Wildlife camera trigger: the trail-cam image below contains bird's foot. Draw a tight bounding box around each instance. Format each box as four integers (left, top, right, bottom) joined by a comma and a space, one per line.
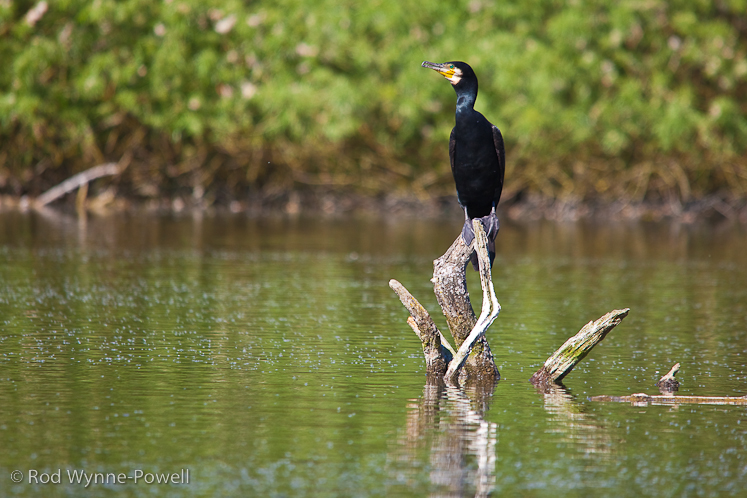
463, 213, 500, 271
461, 220, 475, 247
480, 211, 500, 241
460, 213, 500, 246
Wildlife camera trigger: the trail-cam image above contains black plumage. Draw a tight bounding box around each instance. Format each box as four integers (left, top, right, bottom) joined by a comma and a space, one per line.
422, 60, 505, 269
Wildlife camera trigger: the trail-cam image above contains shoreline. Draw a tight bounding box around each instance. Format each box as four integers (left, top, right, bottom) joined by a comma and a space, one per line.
1, 191, 746, 225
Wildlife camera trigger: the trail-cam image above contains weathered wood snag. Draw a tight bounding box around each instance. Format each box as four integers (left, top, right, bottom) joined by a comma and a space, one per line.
530, 308, 630, 388
390, 219, 499, 385
392, 220, 631, 389
656, 363, 680, 393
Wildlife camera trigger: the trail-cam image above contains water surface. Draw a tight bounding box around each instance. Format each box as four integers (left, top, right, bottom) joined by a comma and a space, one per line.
0, 211, 746, 497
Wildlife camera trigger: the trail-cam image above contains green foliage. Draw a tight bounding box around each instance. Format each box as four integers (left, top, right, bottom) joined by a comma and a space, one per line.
1, 0, 746, 200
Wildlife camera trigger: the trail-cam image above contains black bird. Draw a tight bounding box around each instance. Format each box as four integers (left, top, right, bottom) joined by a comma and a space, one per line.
422, 61, 505, 270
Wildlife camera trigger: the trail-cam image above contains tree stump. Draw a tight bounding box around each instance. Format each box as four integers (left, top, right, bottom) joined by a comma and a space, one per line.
390, 219, 499, 385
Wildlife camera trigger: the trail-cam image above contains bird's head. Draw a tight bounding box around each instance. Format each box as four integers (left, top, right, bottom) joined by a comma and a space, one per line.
421, 61, 475, 87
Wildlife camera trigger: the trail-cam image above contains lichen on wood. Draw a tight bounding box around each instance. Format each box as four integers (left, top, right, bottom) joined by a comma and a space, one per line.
530, 308, 630, 387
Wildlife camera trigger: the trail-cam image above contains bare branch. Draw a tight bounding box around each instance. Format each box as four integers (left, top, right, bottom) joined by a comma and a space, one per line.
389, 279, 453, 375
431, 235, 476, 347
35, 163, 122, 207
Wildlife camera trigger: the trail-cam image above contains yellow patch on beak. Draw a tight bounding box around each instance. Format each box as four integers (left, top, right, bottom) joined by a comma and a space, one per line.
422, 61, 463, 85
439, 67, 462, 85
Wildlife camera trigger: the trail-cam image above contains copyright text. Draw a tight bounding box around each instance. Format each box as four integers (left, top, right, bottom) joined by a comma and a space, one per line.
11, 469, 190, 487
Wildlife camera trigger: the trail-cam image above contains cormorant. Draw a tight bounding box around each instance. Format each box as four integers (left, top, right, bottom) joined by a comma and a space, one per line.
422, 61, 505, 270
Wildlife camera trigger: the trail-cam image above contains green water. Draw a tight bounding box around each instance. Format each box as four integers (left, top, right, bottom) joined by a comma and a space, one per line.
0, 211, 746, 497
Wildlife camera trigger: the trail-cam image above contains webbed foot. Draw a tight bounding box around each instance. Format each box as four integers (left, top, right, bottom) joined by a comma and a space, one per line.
463, 213, 500, 271
461, 219, 476, 247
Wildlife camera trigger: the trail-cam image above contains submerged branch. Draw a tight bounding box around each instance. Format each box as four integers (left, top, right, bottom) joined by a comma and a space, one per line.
589, 393, 747, 406
593, 362, 747, 405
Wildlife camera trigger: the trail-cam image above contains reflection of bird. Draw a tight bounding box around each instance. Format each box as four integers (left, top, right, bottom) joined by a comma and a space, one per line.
422, 61, 505, 270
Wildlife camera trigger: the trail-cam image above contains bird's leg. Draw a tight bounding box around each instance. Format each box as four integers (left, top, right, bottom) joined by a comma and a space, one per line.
460, 206, 475, 246
462, 206, 500, 269
480, 205, 500, 241
476, 205, 499, 268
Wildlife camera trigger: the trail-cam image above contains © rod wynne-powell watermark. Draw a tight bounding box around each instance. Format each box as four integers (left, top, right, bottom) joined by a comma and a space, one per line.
10, 469, 190, 487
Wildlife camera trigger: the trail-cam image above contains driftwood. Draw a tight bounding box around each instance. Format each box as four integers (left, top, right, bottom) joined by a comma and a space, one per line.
34, 162, 122, 208
390, 219, 499, 385
530, 308, 630, 387
589, 393, 747, 406
591, 362, 747, 405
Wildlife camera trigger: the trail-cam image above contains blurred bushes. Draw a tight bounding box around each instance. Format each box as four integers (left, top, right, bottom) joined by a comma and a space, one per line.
1, 0, 746, 203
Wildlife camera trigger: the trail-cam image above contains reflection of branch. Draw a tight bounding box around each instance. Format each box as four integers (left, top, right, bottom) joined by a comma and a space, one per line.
540, 383, 613, 457
442, 386, 496, 498
398, 381, 497, 498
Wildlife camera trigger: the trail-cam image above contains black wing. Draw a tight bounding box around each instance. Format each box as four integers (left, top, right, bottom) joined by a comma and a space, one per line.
449, 127, 457, 178
492, 125, 505, 206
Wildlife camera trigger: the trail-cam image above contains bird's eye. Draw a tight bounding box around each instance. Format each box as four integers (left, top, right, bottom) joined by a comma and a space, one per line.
449, 64, 454, 69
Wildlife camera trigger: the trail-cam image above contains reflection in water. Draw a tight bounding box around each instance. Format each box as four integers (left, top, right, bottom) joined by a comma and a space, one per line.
539, 383, 612, 458
395, 381, 498, 497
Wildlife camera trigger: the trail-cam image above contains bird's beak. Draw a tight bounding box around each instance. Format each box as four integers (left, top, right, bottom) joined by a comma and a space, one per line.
421, 61, 456, 79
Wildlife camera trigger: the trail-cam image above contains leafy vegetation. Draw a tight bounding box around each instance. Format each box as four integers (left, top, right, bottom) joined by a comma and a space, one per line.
2, 0, 747, 204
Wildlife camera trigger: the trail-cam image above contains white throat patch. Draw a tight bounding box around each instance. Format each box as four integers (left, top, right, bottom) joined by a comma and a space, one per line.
445, 68, 463, 86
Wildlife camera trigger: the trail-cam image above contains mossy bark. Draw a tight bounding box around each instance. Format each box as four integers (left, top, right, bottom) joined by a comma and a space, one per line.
530, 308, 629, 387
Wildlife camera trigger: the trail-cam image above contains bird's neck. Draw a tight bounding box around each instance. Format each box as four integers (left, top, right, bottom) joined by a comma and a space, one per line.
455, 94, 475, 113
453, 84, 477, 113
